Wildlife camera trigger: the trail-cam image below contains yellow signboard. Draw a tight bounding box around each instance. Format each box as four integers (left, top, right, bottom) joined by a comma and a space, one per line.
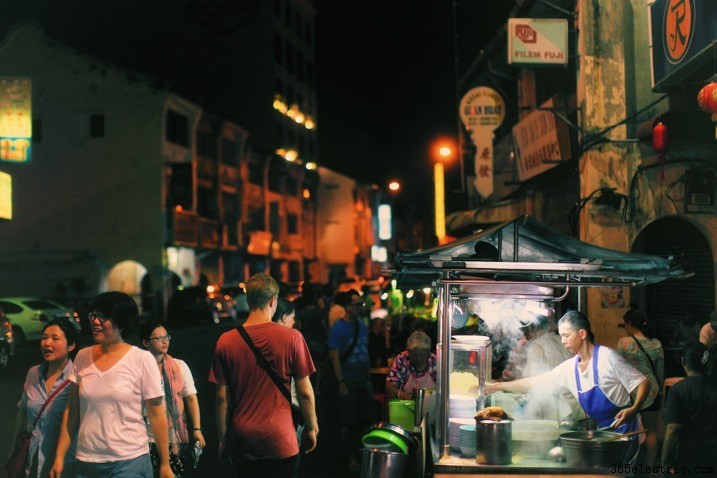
0, 77, 32, 163
0, 171, 11, 220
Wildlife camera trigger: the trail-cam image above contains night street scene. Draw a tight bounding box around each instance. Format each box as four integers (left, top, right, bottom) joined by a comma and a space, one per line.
2, 1, 717, 478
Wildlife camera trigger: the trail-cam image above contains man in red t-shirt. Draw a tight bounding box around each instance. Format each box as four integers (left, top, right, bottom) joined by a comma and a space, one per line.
210, 273, 318, 477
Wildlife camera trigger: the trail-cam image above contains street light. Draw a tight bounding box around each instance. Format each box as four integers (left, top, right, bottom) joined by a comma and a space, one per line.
388, 180, 401, 192
434, 144, 453, 244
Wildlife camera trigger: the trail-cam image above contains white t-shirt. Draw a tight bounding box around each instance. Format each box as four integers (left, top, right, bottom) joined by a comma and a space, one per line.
71, 346, 163, 462
544, 345, 646, 408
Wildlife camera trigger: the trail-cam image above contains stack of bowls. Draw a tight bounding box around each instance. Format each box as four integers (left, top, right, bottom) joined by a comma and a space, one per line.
459, 424, 477, 457
449, 418, 475, 451
449, 394, 476, 419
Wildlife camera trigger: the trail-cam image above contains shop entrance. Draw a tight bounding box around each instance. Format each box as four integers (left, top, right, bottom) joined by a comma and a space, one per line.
631, 216, 714, 376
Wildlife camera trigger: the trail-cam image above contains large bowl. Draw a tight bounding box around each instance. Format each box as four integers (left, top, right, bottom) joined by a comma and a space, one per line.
512, 420, 562, 458
559, 430, 631, 468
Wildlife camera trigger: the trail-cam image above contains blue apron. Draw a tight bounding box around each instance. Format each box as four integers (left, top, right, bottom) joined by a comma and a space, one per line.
575, 345, 639, 462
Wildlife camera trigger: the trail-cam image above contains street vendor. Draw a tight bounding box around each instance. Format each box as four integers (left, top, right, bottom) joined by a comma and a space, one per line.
386, 331, 437, 399
485, 311, 649, 459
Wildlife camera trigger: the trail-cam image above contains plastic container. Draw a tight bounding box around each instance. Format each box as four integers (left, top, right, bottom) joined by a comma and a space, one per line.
360, 448, 412, 478
388, 400, 415, 430
362, 429, 409, 454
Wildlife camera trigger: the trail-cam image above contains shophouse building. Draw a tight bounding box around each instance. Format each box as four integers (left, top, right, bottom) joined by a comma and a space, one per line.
451, 0, 716, 356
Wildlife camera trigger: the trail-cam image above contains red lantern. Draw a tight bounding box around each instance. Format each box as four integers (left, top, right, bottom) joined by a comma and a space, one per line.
697, 81, 717, 139
652, 121, 669, 181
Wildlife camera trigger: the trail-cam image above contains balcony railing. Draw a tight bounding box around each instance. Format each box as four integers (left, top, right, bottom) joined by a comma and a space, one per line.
173, 209, 199, 247
200, 217, 220, 249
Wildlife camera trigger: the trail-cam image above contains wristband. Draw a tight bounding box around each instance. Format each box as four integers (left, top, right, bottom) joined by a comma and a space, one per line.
193, 427, 202, 431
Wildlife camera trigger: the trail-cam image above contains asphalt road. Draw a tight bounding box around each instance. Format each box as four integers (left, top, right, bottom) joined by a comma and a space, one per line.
0, 323, 356, 478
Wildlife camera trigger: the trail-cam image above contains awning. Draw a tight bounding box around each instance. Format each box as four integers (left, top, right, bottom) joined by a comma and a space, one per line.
445, 199, 525, 236
393, 214, 689, 287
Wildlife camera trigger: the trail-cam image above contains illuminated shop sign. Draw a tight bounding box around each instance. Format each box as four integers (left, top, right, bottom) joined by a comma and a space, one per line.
378, 204, 392, 240
649, 0, 717, 90
508, 18, 568, 66
0, 77, 32, 163
0, 171, 11, 220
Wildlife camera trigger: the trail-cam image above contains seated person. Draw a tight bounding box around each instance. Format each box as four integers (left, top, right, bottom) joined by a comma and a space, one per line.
386, 331, 437, 400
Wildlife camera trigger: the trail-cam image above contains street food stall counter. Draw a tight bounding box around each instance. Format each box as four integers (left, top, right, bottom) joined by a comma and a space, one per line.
390, 215, 687, 477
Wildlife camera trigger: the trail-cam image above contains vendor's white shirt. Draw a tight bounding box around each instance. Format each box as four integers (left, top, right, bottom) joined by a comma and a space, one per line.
71, 346, 163, 462
544, 346, 646, 408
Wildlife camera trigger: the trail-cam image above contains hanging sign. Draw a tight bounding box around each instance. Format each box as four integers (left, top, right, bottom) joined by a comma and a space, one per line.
508, 18, 568, 66
459, 86, 505, 199
0, 77, 32, 163
0, 170, 11, 220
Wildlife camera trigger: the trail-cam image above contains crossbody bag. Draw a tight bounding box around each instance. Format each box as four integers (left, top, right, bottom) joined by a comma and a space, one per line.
236, 325, 305, 429
630, 335, 663, 408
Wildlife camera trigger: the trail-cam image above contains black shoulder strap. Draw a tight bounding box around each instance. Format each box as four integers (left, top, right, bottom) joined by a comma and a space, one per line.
340, 321, 360, 364
236, 325, 292, 406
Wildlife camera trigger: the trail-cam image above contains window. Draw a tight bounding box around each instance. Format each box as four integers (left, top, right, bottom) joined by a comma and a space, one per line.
32, 119, 42, 143
288, 260, 300, 282
274, 33, 283, 65
89, 114, 105, 138
269, 201, 281, 236
166, 110, 189, 147
249, 207, 265, 230
221, 138, 238, 165
286, 177, 298, 196
248, 161, 264, 185
196, 130, 217, 159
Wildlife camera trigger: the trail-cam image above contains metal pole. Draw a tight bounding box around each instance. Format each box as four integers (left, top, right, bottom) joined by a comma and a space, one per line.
439, 272, 452, 458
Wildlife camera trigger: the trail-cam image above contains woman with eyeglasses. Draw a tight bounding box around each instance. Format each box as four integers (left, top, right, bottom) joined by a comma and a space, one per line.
9, 317, 78, 478
138, 320, 205, 477
50, 292, 172, 478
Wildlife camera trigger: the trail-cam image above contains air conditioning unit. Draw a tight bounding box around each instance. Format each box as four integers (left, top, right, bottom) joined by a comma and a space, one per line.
685, 168, 715, 213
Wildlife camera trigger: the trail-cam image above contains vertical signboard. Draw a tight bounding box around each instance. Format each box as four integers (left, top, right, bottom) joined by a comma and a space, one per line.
0, 77, 32, 163
459, 87, 505, 199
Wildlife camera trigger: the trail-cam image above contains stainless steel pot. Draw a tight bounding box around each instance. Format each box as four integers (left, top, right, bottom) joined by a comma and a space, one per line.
476, 419, 512, 465
559, 430, 632, 468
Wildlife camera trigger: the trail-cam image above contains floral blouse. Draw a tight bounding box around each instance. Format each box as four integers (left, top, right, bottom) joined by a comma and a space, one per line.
616, 335, 664, 408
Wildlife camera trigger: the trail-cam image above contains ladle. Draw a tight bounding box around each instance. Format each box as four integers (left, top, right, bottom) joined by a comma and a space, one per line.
604, 429, 648, 442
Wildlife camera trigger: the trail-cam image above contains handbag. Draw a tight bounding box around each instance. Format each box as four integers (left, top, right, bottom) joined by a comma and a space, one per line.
6, 379, 71, 478
319, 321, 360, 398
236, 325, 305, 429
630, 335, 663, 409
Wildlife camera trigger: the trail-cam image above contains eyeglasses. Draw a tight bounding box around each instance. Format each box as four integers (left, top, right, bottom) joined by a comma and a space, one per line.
148, 334, 171, 343
88, 312, 111, 322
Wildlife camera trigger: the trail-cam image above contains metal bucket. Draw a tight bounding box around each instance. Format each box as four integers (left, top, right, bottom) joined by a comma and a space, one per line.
360, 448, 411, 478
476, 419, 512, 465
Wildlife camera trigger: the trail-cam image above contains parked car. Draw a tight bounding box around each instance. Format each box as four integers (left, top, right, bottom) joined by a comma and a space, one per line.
0, 305, 14, 371
167, 286, 237, 326
0, 297, 81, 344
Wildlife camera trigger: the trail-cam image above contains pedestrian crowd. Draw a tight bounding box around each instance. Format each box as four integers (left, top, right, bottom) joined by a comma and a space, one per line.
9, 272, 717, 478
7, 274, 431, 478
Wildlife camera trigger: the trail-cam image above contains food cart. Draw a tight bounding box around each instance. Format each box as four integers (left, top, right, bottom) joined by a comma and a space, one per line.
390, 215, 687, 477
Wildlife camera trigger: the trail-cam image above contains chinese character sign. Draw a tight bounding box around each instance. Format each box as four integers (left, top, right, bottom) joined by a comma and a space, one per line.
459, 86, 505, 198
0, 77, 32, 163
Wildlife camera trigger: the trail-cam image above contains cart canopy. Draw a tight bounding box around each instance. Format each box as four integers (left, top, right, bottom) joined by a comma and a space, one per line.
393, 214, 688, 286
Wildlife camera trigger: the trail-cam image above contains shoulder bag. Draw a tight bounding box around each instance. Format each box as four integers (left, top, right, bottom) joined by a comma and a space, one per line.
236, 325, 305, 429
630, 335, 663, 410
6, 379, 71, 478
320, 321, 360, 397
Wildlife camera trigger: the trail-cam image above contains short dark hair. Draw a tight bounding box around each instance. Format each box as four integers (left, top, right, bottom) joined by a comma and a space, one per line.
43, 317, 78, 347
272, 297, 295, 323
138, 319, 165, 345
334, 289, 360, 307
558, 310, 595, 343
246, 273, 280, 310
90, 291, 138, 332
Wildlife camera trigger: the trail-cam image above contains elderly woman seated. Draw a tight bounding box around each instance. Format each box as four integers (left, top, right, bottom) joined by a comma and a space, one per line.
386, 331, 437, 400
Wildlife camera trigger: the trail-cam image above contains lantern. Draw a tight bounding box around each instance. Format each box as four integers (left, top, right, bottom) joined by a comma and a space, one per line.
652, 120, 669, 181
697, 81, 717, 139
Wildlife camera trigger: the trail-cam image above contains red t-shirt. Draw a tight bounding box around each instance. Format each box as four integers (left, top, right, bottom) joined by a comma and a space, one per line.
209, 322, 315, 461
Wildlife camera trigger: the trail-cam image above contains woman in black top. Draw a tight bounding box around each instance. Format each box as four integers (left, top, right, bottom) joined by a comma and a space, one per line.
661, 341, 717, 476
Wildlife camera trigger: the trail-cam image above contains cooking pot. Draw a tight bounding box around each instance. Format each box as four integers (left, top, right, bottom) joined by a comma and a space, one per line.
559, 430, 633, 468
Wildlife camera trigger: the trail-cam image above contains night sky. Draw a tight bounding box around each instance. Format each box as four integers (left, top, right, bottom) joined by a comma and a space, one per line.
315, 0, 516, 213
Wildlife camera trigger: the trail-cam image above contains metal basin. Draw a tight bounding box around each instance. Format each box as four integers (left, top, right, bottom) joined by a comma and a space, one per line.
559, 430, 631, 468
